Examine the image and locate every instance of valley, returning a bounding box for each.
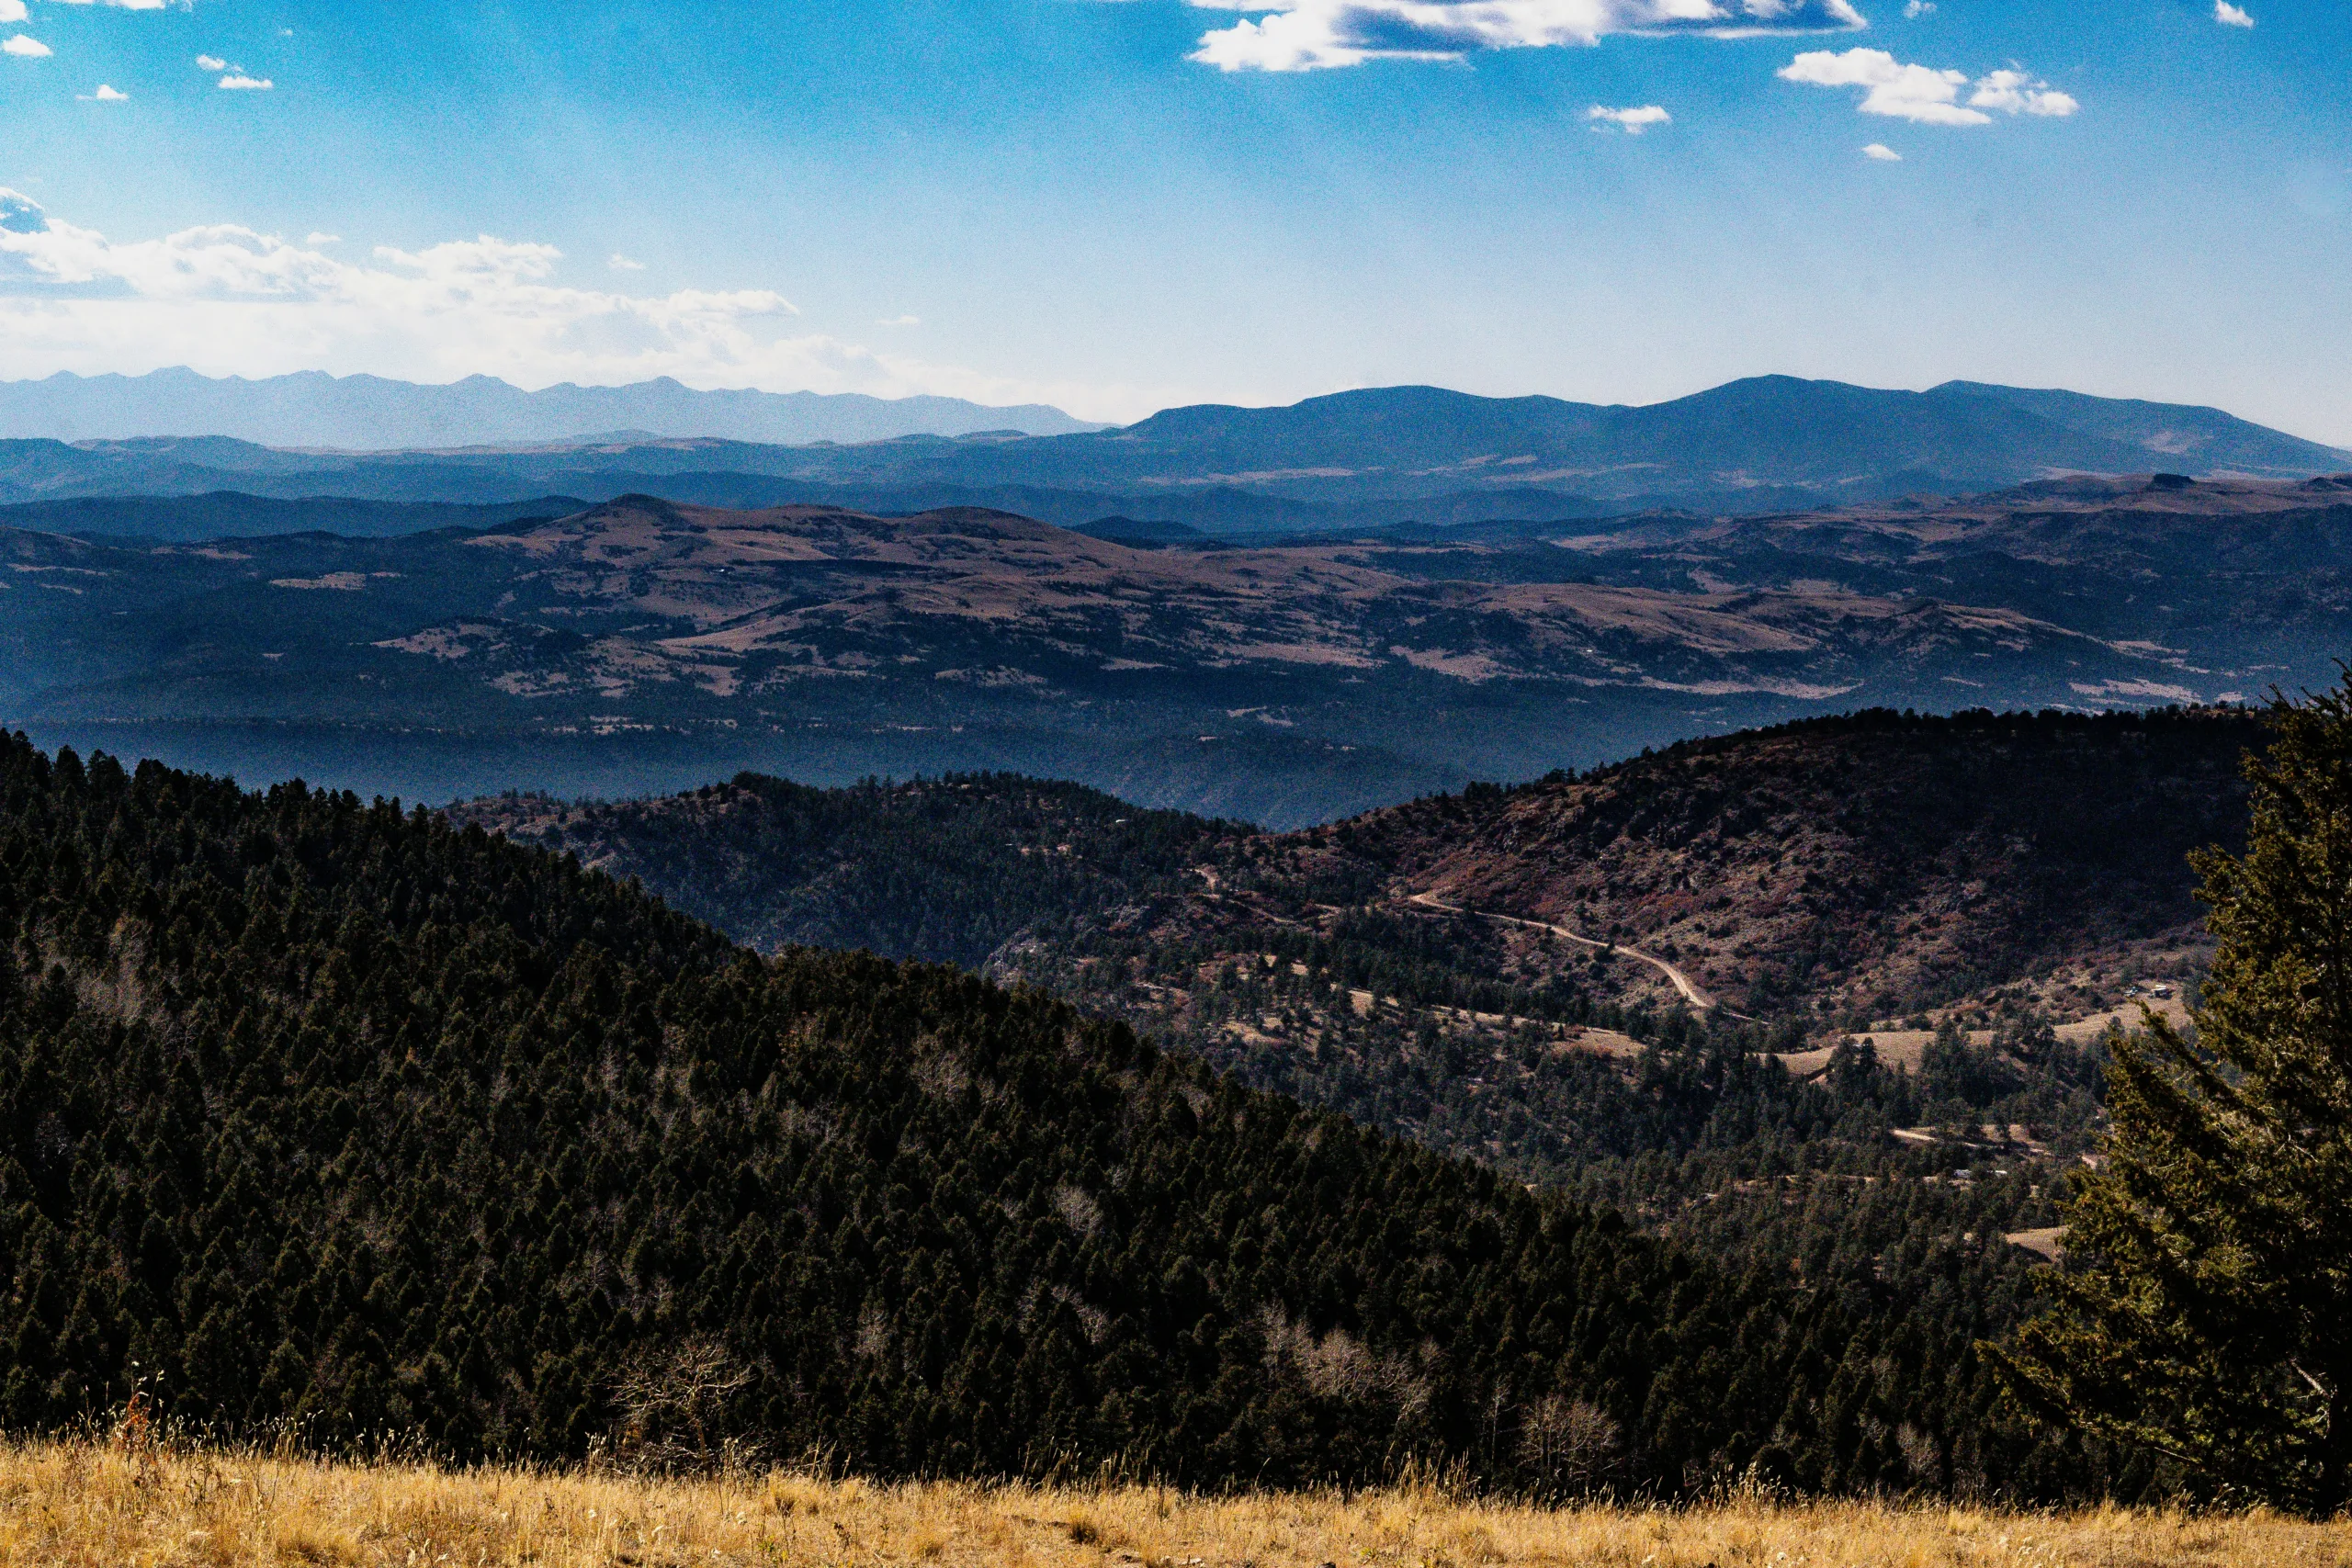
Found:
[5,474,2342,824]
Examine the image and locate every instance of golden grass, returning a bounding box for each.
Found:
[1,1438,2346,1568]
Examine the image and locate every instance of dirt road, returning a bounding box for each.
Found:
[1407,892,1724,1012]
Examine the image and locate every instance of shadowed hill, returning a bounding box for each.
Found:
[449,773,1232,969]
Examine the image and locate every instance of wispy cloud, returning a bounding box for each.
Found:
[1903,0,1932,15]
[1169,0,1862,73]
[0,190,42,235]
[877,314,922,327]
[1862,141,1902,160]
[608,253,647,271]
[218,73,273,90]
[0,190,1154,420]
[195,54,227,71]
[1588,104,1670,134]
[79,83,129,100]
[5,33,51,57]
[305,231,340,245]
[1780,48,2077,124]
[2214,1,2254,26]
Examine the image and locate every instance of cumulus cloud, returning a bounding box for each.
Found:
[6,33,51,56]
[1903,0,1931,14]
[80,83,128,100]
[0,1,24,23]
[195,53,226,70]
[1780,47,2077,123]
[1588,104,1669,133]
[2214,1,2253,25]
[218,73,272,90]
[1173,0,1863,73]
[0,191,1142,418]
[1967,66,2075,116]
[1861,141,1902,159]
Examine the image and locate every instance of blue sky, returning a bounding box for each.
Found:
[1,0,2346,440]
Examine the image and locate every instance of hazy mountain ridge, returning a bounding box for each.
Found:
[0,368,1102,447]
[1,376,2341,530]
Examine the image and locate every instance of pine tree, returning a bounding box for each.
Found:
[1996,682,2352,1513]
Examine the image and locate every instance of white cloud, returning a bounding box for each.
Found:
[195,54,227,71]
[1903,0,1932,14]
[5,33,51,57]
[218,73,273,90]
[52,0,178,8]
[305,231,340,245]
[1780,48,2078,124]
[80,83,129,100]
[877,314,922,327]
[1588,104,1670,133]
[0,192,1152,419]
[1861,141,1902,159]
[1968,67,2076,117]
[2214,1,2254,25]
[1175,0,1863,73]
[0,1,25,23]
[608,253,646,271]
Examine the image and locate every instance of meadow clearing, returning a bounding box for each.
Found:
[0,1438,2346,1568]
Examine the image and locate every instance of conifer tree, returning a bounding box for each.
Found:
[1996,682,2352,1513]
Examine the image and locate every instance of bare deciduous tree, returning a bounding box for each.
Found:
[609,1337,762,1475]
[1516,1393,1620,1497]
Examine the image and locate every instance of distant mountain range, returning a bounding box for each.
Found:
[0,375,2341,532]
[0,368,1104,448]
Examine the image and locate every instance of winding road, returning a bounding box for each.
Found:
[1407,891,1728,1014]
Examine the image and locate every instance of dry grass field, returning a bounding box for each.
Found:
[1,1438,2347,1568]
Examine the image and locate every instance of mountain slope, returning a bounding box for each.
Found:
[0,369,1102,447]
[1373,706,2255,1018]
[0,733,2079,1496]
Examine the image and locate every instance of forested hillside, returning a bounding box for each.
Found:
[447,774,1229,970]
[448,707,2267,1497]
[462,708,2253,1178]
[0,733,2122,1497]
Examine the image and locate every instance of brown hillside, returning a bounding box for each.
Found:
[1347,707,2258,1020]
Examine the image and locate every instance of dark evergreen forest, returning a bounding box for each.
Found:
[0,731,2133,1497]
